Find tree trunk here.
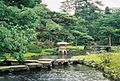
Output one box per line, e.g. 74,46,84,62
76,40,77,46
50,35,52,42
119,38,120,43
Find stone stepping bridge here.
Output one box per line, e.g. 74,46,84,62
0,58,84,73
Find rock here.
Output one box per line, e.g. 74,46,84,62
0,65,29,72
78,58,84,64
25,63,42,69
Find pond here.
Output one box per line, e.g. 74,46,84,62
0,64,110,81
26,54,81,60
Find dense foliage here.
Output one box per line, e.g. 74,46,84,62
0,0,39,54
0,0,120,57
61,0,120,45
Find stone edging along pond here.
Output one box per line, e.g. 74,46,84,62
80,59,120,81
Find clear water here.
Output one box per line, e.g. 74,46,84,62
25,54,80,60
0,64,110,81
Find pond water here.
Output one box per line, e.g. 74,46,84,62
26,54,80,60
0,64,110,81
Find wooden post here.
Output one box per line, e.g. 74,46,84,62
108,35,112,46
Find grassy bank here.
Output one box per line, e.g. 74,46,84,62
72,52,120,80
24,48,57,57
0,48,58,60
66,46,84,49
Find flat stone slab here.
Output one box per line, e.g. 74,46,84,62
0,65,28,72
25,63,42,69
68,59,79,61
25,63,41,66
38,59,55,62
0,66,11,70
0,59,17,62
54,59,68,64
38,59,55,65
37,61,52,65
25,60,38,63
55,59,67,61
0,65,27,69
0,59,38,63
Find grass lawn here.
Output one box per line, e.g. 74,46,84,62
0,48,57,60
73,52,120,68
73,52,120,79
24,48,57,58
66,46,84,50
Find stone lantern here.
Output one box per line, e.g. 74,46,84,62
57,41,69,56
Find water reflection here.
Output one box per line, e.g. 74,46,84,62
0,64,110,81
26,54,78,60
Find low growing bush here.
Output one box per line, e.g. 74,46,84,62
98,53,112,64
14,52,25,64
67,46,85,55
27,44,42,53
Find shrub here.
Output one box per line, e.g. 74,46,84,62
67,46,85,55
33,40,54,49
99,53,112,64
0,53,12,59
14,52,25,64
27,44,42,53
43,40,54,48
112,46,120,52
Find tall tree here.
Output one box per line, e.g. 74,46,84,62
4,0,42,8
0,0,39,55
75,0,102,21
60,0,75,14
105,6,111,14
61,0,103,36
93,10,120,45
